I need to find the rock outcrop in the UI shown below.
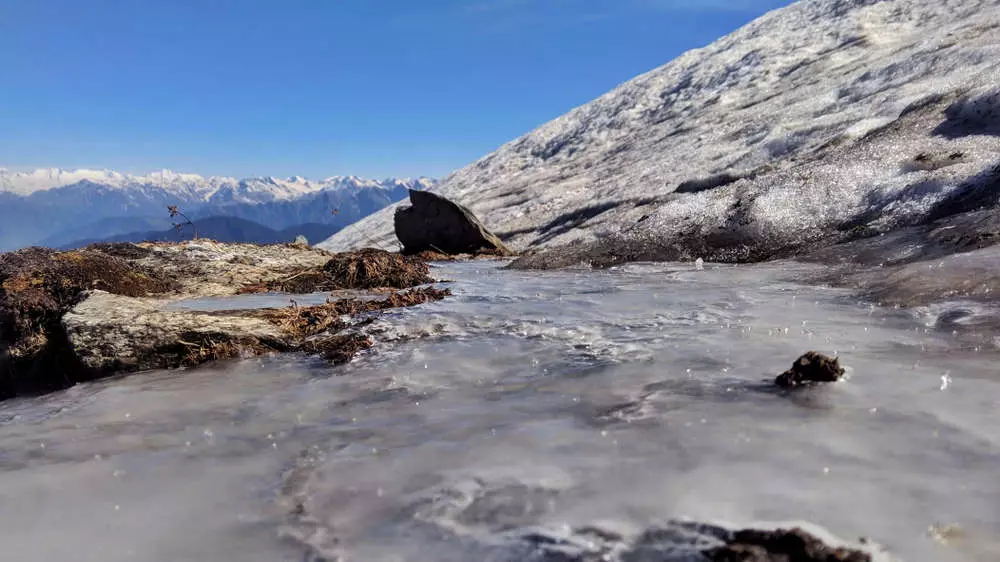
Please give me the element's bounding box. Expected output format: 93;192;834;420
0;240;449;400
393;190;512;256
706;527;872;562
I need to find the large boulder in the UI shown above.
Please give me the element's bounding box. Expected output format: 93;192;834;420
394;190;512;256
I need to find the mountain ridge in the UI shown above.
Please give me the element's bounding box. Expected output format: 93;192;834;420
0;168;436;251
57;216;342;249
0;167;435;200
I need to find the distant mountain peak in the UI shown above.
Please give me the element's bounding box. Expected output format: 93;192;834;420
0;167;436;200
0;168;438;250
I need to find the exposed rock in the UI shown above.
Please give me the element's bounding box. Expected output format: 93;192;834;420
63;286;452;376
124;240;335;297
62;291;293;373
775;352;845;388
394;189;512;256
415;250;458;261
0;241;451;400
0;247;177;398
705;527;871;562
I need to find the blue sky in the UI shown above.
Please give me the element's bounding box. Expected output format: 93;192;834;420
0;0;791;180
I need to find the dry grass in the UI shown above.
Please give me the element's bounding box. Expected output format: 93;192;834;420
152;331;291;369
301;334;375;364
239;248;434;294
322;248;432;289
249;287;451;365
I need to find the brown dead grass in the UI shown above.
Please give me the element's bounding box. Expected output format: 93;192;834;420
324;248;432;289
152;331;292;369
301;334;375;364
239;248;433;294
249;287;451;364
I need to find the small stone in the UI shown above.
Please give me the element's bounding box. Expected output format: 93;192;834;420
775;351;845;388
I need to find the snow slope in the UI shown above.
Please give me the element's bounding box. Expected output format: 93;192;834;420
320;0;1000;260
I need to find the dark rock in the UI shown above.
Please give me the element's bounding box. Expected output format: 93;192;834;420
705;527;871;562
675;172;744;194
775;351;845;388
394;189;512;256
502;520;874;562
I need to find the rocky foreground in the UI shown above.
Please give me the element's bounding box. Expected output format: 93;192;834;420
0;240;448;400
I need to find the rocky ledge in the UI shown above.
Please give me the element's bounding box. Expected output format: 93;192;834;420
0;241;447;401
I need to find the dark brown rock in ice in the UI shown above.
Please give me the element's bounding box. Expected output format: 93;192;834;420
705;527;871;562
775;351;845;388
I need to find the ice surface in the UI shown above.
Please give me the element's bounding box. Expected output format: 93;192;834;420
321;0;1000;258
1;261;998;561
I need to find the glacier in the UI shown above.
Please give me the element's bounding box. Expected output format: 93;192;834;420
320;0;1000;267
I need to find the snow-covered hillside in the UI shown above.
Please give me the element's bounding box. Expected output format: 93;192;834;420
321;0;1000;263
0;169;435;250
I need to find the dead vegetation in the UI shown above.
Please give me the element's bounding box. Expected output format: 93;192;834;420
705;527;871;562
0;247;177;399
301;334;375;364
248;287;450;364
253;287;450;337
775;351;845;388
152;331;291;370
239;248;434;294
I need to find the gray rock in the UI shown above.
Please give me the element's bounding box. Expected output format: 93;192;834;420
61;291;293;372
394;190;512;256
0;241;450;400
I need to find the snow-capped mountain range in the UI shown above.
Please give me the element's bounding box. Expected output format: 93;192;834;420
0;168;435;250
0;167;433;201
322;0;1000;264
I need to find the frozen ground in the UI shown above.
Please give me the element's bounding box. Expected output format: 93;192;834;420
1;261;998;561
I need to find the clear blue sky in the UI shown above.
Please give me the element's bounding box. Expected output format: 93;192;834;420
0;0;791;180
